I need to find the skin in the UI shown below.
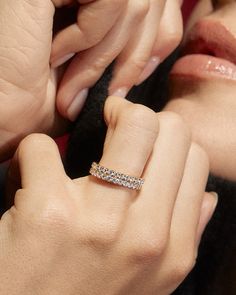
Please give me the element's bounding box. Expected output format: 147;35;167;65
0;0;65;161
0;1;218;293
0;0;182;161
52;0;184;121
164;0;236;181
2;96;217;295
0;0;182;157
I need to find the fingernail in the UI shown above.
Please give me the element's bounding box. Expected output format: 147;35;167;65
110;87;128;98
196;192;218;246
67;88;89;121
51;53;75;68
136;56;160;86
209;192;219;201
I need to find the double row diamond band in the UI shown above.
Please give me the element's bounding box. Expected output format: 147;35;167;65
89;162;144;191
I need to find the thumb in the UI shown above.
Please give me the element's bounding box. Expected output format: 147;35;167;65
196;192;218;247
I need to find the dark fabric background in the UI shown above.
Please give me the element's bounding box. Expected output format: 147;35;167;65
65;51;236;294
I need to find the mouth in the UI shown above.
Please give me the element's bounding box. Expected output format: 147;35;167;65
170;20;236;81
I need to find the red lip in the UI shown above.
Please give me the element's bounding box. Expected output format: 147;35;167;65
171;20;236;81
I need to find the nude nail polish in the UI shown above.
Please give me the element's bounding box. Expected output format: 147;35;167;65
110;87;128;98
51;53;75;68
136;56;160;86
67;89;89;121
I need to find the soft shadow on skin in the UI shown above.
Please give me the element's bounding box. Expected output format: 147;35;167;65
65;51;236;295
175;176;236;295
65;49;180;178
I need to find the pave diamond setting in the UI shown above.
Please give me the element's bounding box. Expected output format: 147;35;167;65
89;162;144;191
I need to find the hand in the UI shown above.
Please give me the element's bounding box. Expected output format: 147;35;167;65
0;0;67;161
3;97;217;295
51;0;184;121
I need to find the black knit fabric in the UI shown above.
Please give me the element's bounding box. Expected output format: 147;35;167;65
65;52;236;294
65;49;178;178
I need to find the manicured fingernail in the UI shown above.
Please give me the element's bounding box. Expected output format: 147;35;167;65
67;88;88;121
196;192;218;246
209;192;219;201
136;56;160;86
51;53;75;68
110;87;128;98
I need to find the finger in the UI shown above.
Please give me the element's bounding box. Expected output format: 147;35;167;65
169;143;210;257
82;96;158;210
145;144;211;293
12;134;66;191
56;1;149;121
135;0;183;85
154;0;183;59
51;0;126;67
73;96;158;234
120;112;191;249
195;192;218;247
109;0;166;94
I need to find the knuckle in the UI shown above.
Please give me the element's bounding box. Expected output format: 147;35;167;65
159;21;183;50
81;216;121;247
120;104;158;134
104;96;132;130
158;111;191;139
89;53;115;74
166;31;183;50
36;200;74;230
158;111;185;130
190;143;209;169
171;254;196;283
18;134;54;155
155;33;183;58
128;231;167;263
130;57;148;73
83;33;101;48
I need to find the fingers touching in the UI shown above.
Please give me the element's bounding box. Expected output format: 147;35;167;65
51;0;125;65
4;97;217;294
52;0;184;121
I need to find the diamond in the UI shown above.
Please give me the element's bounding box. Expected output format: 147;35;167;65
90;162;144;190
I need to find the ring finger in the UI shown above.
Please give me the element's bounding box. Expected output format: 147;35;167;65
82;96;159;215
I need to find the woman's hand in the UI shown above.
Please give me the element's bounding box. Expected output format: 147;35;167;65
3;97;217;295
51;0;184;121
0;0;68;161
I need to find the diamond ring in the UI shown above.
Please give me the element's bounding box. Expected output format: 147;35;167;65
89;162;144;191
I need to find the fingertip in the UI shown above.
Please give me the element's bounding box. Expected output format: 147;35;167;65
56;86;88;122
196;192;218;246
